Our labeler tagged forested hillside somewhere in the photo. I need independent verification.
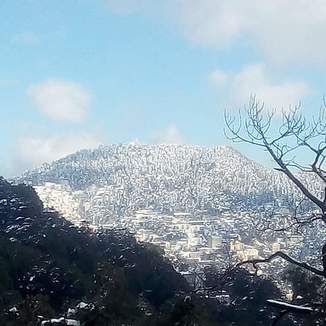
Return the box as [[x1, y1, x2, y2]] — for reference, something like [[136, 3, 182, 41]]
[[17, 144, 310, 217]]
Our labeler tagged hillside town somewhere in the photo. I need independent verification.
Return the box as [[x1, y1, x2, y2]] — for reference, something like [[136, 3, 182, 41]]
[[34, 181, 324, 284]]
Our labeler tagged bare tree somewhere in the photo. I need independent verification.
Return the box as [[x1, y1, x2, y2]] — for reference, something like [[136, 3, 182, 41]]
[[224, 97, 326, 322]]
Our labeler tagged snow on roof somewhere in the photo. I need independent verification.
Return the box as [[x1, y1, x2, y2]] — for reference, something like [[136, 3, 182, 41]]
[[267, 300, 314, 313]]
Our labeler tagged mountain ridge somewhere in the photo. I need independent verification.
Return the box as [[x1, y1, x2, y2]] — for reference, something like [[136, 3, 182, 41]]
[[17, 144, 278, 189]]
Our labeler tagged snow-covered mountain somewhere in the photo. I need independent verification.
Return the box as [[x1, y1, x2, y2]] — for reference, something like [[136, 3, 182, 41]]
[[16, 144, 301, 219]]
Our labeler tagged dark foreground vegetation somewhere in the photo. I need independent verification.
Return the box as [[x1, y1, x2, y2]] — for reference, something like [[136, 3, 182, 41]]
[[0, 177, 298, 325]]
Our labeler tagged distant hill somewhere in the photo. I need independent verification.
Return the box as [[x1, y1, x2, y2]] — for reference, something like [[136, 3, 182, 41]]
[[16, 144, 306, 219]]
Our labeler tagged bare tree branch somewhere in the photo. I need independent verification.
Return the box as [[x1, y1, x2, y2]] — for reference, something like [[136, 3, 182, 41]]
[[237, 251, 325, 277]]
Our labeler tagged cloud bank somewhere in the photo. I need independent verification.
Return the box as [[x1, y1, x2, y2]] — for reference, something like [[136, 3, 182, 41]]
[[28, 79, 91, 122], [106, 0, 326, 66], [211, 64, 309, 113], [14, 133, 101, 173], [153, 125, 183, 144]]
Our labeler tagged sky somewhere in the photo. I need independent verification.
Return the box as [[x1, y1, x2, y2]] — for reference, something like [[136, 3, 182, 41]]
[[1, 0, 326, 177]]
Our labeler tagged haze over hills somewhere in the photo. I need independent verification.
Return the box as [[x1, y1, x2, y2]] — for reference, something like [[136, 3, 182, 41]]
[[15, 144, 311, 222]]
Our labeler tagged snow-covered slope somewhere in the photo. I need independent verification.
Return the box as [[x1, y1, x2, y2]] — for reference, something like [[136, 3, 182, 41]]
[[16, 144, 299, 217]]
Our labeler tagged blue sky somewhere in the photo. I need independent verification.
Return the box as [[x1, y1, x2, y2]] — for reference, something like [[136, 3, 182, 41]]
[[1, 0, 326, 176]]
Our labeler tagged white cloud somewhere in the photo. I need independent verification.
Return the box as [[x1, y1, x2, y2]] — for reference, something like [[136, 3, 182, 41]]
[[211, 64, 309, 113], [152, 125, 183, 144], [14, 133, 101, 172], [211, 70, 229, 88], [106, 0, 326, 66], [28, 79, 91, 122]]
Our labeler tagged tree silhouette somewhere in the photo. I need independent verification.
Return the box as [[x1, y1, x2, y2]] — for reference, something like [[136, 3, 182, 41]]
[[225, 97, 326, 323]]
